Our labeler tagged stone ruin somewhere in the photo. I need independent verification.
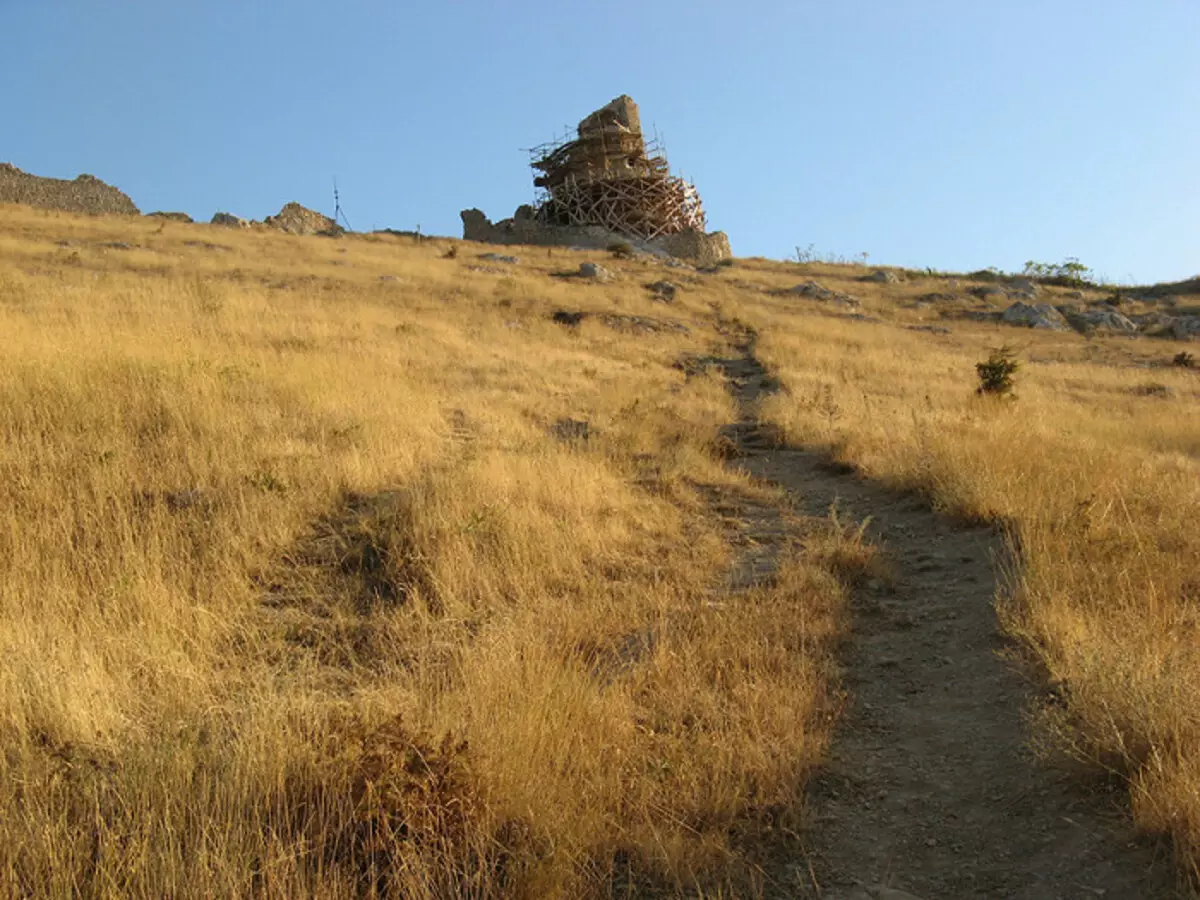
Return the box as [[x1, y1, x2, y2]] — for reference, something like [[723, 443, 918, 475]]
[[0, 163, 139, 216], [461, 96, 731, 265]]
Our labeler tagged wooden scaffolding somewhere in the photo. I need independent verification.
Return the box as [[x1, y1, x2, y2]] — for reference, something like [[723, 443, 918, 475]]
[[526, 100, 708, 240]]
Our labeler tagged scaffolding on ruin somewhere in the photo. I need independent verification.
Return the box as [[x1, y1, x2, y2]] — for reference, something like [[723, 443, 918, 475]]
[[524, 116, 707, 241]]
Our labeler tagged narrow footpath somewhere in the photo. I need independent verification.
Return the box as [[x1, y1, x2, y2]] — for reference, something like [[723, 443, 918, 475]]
[[713, 333, 1180, 900]]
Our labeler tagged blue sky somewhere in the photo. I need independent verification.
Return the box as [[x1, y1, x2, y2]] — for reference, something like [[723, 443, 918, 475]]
[[3, 1, 1197, 282]]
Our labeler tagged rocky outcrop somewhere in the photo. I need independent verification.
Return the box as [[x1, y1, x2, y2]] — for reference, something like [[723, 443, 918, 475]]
[[1001, 302, 1070, 331], [211, 212, 251, 228], [862, 269, 904, 284], [147, 211, 193, 223], [1061, 306, 1138, 334], [263, 202, 343, 236], [0, 162, 138, 216]]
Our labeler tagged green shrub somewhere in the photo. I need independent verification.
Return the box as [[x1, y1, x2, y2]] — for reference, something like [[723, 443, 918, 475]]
[[606, 240, 634, 259], [1022, 257, 1094, 288], [976, 346, 1020, 396]]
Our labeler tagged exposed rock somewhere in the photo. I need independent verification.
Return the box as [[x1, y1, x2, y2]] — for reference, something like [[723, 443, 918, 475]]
[[478, 252, 519, 264], [599, 314, 688, 335], [863, 269, 902, 284], [460, 208, 493, 242], [552, 310, 587, 327], [1001, 301, 1070, 331], [777, 281, 860, 307], [0, 162, 139, 216], [1062, 306, 1138, 334], [971, 284, 1009, 303], [263, 202, 343, 236], [787, 281, 833, 298], [1007, 277, 1039, 299], [908, 324, 952, 335], [645, 280, 678, 302], [147, 211, 193, 223], [211, 212, 251, 228], [578, 262, 613, 281], [655, 229, 732, 267], [1174, 316, 1200, 340]]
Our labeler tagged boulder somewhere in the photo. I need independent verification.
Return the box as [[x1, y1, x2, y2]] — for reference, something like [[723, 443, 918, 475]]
[[211, 212, 251, 228], [780, 281, 859, 307], [147, 211, 193, 223], [579, 262, 613, 281], [1063, 306, 1138, 334], [1001, 301, 1070, 331], [862, 269, 902, 284], [1173, 316, 1200, 341], [646, 280, 678, 302], [1007, 277, 1039, 299]]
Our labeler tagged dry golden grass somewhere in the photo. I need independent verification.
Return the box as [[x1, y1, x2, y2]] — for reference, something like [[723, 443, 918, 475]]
[[7, 202, 1196, 894], [0, 206, 854, 898], [733, 258, 1200, 880]]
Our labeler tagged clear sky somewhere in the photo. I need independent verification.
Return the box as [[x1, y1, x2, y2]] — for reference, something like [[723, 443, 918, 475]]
[[3, 1, 1197, 282]]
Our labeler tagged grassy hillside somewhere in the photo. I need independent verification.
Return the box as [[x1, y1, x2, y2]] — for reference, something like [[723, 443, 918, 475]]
[[737, 260, 1200, 882], [0, 203, 1196, 895], [0, 206, 856, 897]]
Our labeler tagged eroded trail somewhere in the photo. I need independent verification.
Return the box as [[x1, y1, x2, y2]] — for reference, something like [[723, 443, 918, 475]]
[[714, 336, 1180, 899]]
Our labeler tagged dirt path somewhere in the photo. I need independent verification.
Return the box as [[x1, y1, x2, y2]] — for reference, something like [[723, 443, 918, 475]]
[[712, 336, 1181, 900]]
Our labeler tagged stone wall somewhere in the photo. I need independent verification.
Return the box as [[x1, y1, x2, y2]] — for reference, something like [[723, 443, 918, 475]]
[[461, 207, 731, 265], [0, 163, 139, 216]]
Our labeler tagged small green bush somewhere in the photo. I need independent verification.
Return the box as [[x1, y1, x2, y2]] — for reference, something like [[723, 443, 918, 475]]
[[606, 240, 634, 259], [715, 257, 735, 267], [976, 346, 1020, 396], [1022, 257, 1094, 289], [1173, 351, 1196, 369]]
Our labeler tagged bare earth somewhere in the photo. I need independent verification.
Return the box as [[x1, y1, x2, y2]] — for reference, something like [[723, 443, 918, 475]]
[[715, 334, 1182, 900]]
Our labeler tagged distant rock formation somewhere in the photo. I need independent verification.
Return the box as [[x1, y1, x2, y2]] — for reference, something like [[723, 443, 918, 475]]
[[147, 211, 193, 223], [263, 202, 343, 236], [211, 212, 252, 228], [0, 163, 139, 216]]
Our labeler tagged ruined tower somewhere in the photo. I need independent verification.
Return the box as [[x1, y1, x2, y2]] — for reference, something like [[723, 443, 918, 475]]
[[528, 95, 707, 240]]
